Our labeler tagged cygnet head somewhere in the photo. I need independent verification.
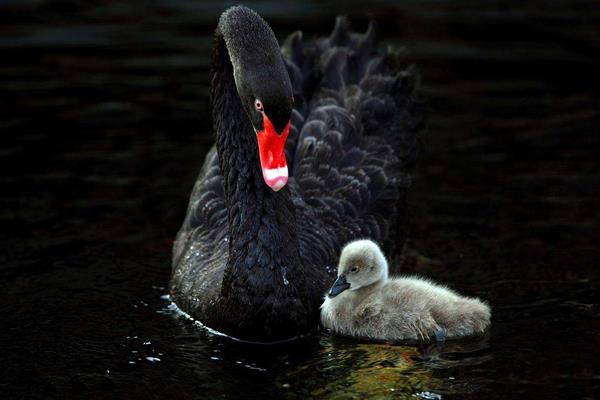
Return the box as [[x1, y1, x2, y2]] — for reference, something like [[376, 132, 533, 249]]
[[328, 240, 388, 298]]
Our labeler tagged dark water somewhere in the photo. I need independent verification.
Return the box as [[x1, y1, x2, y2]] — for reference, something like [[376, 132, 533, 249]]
[[1, 1, 599, 399]]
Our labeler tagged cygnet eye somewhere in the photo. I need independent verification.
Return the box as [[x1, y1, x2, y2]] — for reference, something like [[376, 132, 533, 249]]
[[350, 266, 359, 273], [254, 99, 263, 112]]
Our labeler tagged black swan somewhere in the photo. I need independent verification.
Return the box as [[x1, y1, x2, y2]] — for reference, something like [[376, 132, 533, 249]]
[[170, 6, 423, 342]]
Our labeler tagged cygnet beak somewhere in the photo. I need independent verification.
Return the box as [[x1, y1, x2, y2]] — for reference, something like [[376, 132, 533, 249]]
[[328, 275, 350, 298]]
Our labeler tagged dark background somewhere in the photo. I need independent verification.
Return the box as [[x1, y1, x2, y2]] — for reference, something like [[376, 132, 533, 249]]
[[1, 1, 599, 399]]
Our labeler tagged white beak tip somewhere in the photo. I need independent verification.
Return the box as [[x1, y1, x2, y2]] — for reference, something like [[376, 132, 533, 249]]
[[263, 166, 289, 192]]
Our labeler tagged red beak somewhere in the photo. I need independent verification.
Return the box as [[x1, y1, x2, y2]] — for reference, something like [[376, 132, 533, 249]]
[[255, 115, 290, 191]]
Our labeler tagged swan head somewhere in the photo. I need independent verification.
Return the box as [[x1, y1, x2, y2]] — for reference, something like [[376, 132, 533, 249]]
[[328, 240, 389, 297], [218, 6, 294, 192]]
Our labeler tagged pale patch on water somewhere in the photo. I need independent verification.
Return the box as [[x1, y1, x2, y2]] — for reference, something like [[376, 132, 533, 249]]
[[160, 294, 303, 346], [415, 391, 442, 400], [160, 294, 232, 339]]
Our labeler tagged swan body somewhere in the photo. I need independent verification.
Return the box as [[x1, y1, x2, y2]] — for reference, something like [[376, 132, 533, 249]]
[[320, 240, 491, 341], [170, 6, 422, 341]]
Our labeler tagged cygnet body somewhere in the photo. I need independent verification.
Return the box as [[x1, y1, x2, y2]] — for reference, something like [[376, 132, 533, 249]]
[[320, 240, 491, 341]]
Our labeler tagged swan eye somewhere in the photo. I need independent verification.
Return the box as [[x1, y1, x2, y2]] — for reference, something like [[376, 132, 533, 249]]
[[350, 266, 359, 273], [254, 99, 263, 112]]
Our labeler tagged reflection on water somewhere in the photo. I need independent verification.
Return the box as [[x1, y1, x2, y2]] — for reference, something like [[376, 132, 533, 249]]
[[1, 0, 599, 399], [157, 298, 492, 399], [284, 341, 442, 399]]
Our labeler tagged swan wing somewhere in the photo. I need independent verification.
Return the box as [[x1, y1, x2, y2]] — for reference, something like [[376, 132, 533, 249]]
[[282, 18, 423, 270], [173, 146, 227, 265]]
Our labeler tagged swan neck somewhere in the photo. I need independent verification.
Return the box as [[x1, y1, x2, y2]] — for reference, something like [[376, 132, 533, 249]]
[[211, 32, 299, 266], [209, 30, 310, 339]]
